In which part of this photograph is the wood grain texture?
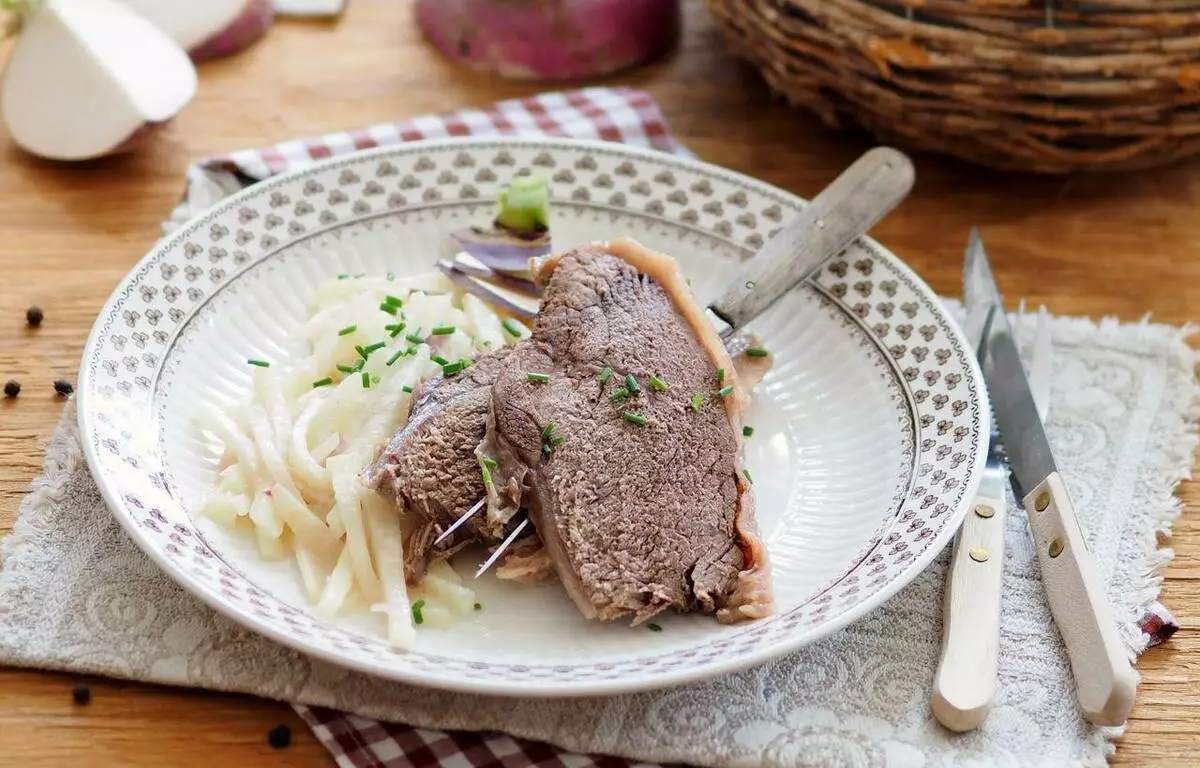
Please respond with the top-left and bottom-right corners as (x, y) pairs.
(0, 2), (1196, 765)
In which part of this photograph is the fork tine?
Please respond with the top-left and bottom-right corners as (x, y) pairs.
(1028, 305), (1053, 422)
(475, 517), (530, 578)
(433, 497), (486, 546)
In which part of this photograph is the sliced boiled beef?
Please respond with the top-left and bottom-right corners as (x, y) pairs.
(483, 239), (773, 624)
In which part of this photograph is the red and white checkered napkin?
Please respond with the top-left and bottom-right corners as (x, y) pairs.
(173, 86), (1180, 768)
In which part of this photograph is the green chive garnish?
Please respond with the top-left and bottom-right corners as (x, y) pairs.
(405, 330), (424, 345)
(718, 385), (734, 398)
(541, 421), (555, 441)
(527, 372), (551, 383)
(430, 354), (450, 366)
(352, 359), (365, 372)
(386, 271), (395, 281)
(623, 411), (648, 426)
(412, 599), (426, 625)
(386, 349), (405, 366)
(364, 341), (386, 355)
(611, 387), (630, 401)
(442, 360), (468, 375)
(247, 359), (270, 368)
(336, 363), (356, 374)
(647, 622), (663, 632)
(379, 302), (398, 315)
(361, 371), (371, 388)
(431, 324), (456, 336)
(371, 375), (381, 385)
(625, 373), (641, 394)
(338, 324), (357, 336)
(502, 318), (524, 338)
(598, 367), (613, 384)
(716, 368), (725, 384)
(743, 425), (754, 437)
(384, 295), (404, 308)
(551, 433), (567, 446)
(337, 273), (350, 280)
(745, 347), (769, 358)
(312, 377), (333, 388)
(743, 468), (754, 485)
(387, 322), (407, 338)
(481, 465), (492, 486)
(482, 456), (498, 470)
(402, 384), (413, 393)
(691, 393), (704, 411)
(649, 375), (668, 392)
(355, 345), (370, 360)
(474, 602), (482, 611)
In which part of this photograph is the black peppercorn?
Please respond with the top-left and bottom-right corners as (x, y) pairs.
(72, 683), (91, 705)
(267, 724), (292, 749)
(26, 306), (43, 327)
(3, 380), (18, 398)
(53, 379), (73, 397)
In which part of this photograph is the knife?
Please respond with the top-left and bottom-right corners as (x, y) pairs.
(932, 290), (1051, 732)
(962, 228), (1137, 727)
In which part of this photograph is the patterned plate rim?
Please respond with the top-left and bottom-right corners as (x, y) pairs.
(77, 137), (989, 696)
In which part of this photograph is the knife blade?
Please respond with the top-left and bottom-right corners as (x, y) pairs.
(963, 228), (1137, 727)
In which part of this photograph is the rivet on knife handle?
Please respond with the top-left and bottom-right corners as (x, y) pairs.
(1024, 471), (1137, 726)
(708, 146), (915, 331)
(931, 493), (1007, 732)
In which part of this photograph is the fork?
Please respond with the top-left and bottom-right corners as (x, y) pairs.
(931, 303), (1051, 732)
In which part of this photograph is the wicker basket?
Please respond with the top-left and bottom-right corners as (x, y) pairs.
(706, 0), (1200, 173)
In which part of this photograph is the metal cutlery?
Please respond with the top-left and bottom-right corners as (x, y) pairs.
(932, 287), (1052, 731)
(934, 229), (1137, 729)
(439, 146), (917, 576)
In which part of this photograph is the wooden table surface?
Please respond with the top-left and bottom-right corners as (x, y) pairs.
(0, 2), (1196, 765)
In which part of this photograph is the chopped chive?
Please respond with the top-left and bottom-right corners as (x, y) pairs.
(718, 385), (734, 398)
(541, 421), (555, 441)
(247, 359), (270, 368)
(625, 373), (641, 394)
(337, 273), (350, 280)
(610, 387), (630, 401)
(386, 349), (405, 366)
(502, 318), (524, 337)
(379, 302), (399, 315)
(338, 324), (357, 336)
(598, 367), (613, 384)
(442, 360), (468, 375)
(386, 271), (395, 281)
(474, 602), (482, 611)
(412, 599), (426, 625)
(387, 322), (407, 338)
(384, 294), (404, 308)
(356, 272), (366, 278)
(352, 359), (365, 372)
(481, 465), (492, 486)
(647, 622), (663, 632)
(336, 363), (356, 374)
(527, 372), (551, 384)
(743, 468), (754, 485)
(312, 377), (333, 388)
(690, 393), (704, 411)
(405, 330), (424, 344)
(371, 374), (381, 385)
(745, 347), (769, 358)
(430, 354), (450, 366)
(550, 433), (567, 446)
(743, 425), (754, 437)
(622, 411), (648, 426)
(649, 375), (668, 392)
(355, 345), (370, 360)
(716, 368), (725, 384)
(402, 384), (413, 393)
(364, 341), (386, 355)
(431, 324), (456, 336)
(361, 371), (371, 388)
(482, 456), (498, 470)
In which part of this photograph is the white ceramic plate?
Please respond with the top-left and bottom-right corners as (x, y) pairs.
(78, 137), (987, 696)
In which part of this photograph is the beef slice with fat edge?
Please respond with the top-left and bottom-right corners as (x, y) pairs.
(485, 238), (773, 624)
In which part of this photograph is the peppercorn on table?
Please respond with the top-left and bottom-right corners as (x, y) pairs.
(0, 2), (1197, 766)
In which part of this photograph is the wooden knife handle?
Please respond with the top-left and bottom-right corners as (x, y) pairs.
(1024, 471), (1137, 726)
(708, 146), (915, 330)
(931, 494), (1007, 732)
